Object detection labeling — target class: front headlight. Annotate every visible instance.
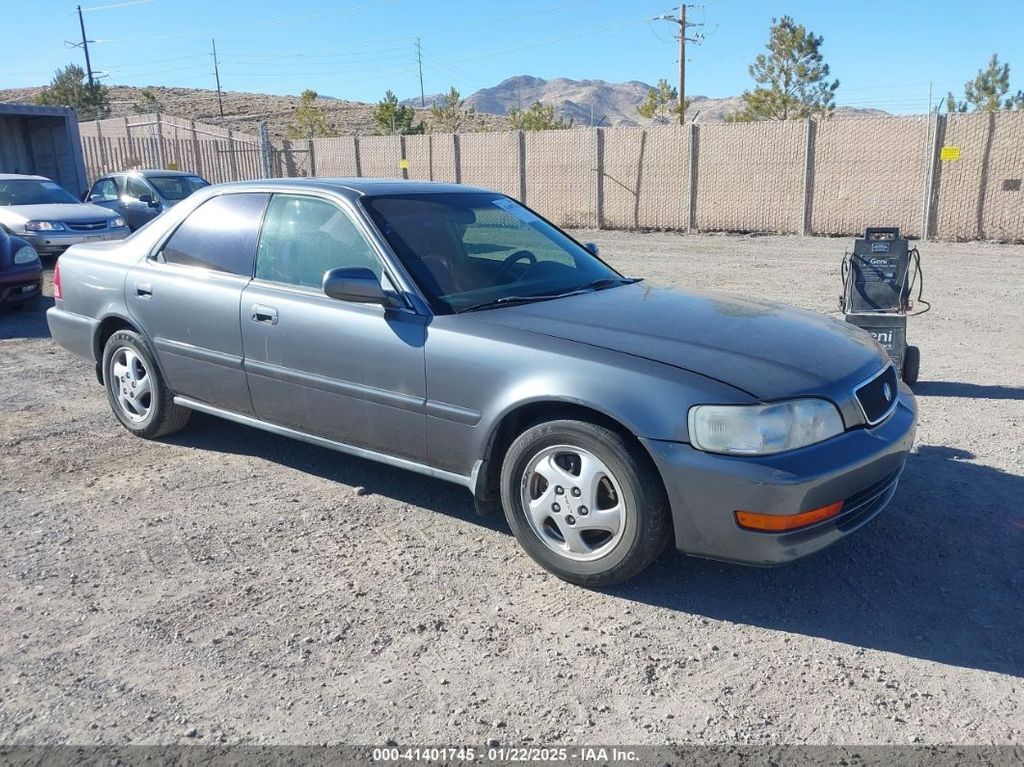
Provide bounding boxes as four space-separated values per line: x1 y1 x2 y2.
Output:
688 399 844 456
110 216 126 228
13 245 39 265
24 220 66 232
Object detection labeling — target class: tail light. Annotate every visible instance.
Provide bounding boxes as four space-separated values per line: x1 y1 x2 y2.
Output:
53 261 62 301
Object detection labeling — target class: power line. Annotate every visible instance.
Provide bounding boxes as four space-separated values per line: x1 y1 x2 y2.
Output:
214 0 596 61
93 0 399 43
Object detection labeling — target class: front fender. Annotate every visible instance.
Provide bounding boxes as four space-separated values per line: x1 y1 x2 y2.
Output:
423 317 754 477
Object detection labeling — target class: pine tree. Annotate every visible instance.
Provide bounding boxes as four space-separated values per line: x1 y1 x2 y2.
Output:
508 101 571 131
286 90 335 139
372 90 422 135
34 64 109 121
727 16 839 122
429 87 474 133
963 54 1012 112
636 79 686 124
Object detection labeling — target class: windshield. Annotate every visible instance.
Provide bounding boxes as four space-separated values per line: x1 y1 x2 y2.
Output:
147 175 209 200
361 192 622 314
0 179 80 206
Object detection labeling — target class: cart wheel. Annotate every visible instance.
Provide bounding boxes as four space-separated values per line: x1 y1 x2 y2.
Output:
902 346 920 387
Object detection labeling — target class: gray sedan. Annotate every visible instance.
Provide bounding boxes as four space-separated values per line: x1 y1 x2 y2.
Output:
86 169 210 231
46 179 916 586
0 174 130 256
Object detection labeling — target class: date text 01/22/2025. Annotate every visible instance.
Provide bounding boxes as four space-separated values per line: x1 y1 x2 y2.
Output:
371 746 640 762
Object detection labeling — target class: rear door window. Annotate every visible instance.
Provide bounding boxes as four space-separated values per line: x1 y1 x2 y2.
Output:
161 193 269 276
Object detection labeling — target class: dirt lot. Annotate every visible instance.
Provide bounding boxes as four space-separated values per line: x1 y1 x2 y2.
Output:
0 232 1022 747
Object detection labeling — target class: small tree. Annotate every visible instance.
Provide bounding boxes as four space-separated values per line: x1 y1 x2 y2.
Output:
133 87 162 114
963 54 1012 112
34 64 109 120
944 91 967 113
636 79 686 123
508 101 572 131
429 87 474 133
372 90 422 135
728 16 839 121
287 89 335 139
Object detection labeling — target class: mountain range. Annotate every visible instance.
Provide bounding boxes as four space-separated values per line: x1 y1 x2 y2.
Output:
405 75 887 127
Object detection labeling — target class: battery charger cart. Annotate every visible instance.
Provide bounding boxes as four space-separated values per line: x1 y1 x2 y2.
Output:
840 227 929 387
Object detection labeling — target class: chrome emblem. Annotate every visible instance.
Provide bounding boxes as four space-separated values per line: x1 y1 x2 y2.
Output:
882 382 893 402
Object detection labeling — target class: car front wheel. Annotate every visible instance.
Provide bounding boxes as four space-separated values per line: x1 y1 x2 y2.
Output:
500 419 670 587
102 330 191 438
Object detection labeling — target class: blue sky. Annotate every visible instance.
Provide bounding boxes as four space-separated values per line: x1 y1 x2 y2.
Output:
5 0 1022 113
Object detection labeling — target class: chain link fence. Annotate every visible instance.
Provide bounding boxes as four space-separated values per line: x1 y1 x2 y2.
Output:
77 112 1024 242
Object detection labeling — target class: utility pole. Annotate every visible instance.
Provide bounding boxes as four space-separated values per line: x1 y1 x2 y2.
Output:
212 38 225 118
415 37 425 107
658 5 703 124
76 5 95 87
677 5 685 124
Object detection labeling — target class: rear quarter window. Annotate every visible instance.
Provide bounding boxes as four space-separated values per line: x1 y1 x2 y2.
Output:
161 193 269 275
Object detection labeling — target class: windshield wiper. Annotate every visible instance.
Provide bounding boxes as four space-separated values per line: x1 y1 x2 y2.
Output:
458 277 640 314
458 294 556 313
575 277 640 291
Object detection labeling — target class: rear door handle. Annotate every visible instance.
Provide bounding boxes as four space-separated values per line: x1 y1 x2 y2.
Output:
135 281 153 299
250 304 278 325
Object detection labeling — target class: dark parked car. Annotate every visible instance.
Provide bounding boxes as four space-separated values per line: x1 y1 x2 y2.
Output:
47 180 916 586
0 225 42 310
0 174 130 256
86 169 210 231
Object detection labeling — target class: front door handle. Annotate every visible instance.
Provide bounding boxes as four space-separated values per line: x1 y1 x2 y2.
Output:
135 281 153 299
250 304 278 325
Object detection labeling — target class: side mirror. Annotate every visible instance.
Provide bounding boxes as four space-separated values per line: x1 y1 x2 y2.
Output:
322 267 395 306
584 242 600 257
138 193 158 207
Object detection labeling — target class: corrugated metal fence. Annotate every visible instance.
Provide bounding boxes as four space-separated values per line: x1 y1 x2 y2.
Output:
79 111 1024 242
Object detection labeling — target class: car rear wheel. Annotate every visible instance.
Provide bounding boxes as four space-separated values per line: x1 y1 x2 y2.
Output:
102 330 190 438
500 419 670 587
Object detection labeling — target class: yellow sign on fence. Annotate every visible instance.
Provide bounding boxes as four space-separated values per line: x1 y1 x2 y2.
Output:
399 159 409 169
940 146 961 162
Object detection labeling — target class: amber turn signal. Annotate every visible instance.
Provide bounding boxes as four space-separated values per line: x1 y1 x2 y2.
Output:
735 501 844 532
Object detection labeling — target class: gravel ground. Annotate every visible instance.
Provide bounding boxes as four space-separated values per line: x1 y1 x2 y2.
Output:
0 231 1022 747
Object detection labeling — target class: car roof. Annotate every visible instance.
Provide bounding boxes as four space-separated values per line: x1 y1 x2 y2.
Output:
209 178 496 199
133 169 204 178
0 173 50 181
101 169 202 178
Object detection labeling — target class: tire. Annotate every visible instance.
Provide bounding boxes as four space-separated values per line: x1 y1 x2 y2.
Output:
102 329 191 438
902 345 920 387
500 419 670 587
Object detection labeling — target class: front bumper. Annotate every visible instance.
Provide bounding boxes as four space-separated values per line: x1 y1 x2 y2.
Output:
643 386 917 565
0 266 43 306
20 228 130 256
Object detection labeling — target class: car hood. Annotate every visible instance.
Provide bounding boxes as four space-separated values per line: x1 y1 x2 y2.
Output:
0 203 117 224
472 282 887 400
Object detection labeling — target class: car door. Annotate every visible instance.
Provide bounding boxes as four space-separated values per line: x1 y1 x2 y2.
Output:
123 175 160 230
240 192 428 461
126 191 269 416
